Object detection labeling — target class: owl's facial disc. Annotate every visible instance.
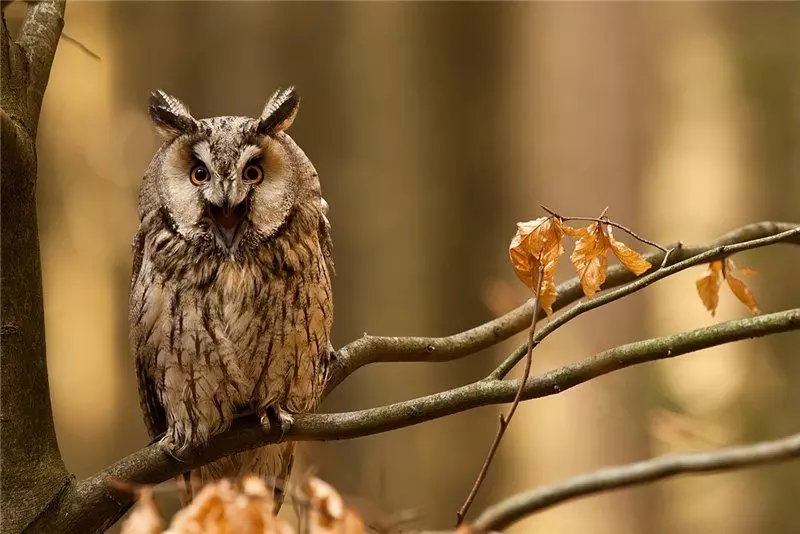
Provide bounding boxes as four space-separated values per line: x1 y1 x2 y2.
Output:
205 199 249 249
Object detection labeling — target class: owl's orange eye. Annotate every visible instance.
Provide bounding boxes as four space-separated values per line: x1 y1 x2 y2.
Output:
242 163 264 185
190 165 209 186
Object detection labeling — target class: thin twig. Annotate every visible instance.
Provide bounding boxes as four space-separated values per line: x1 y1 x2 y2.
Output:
471 431 800 532
456 265 545 526
61 32 100 60
489 225 800 379
660 243 679 269
540 203 670 254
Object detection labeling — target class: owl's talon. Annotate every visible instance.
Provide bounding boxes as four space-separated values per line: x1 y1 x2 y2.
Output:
159 434 188 463
277 410 294 435
258 407 294 438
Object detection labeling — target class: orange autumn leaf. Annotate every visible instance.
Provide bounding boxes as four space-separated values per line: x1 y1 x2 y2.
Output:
569 220 652 297
695 259 760 316
302 477 366 534
121 489 163 534
568 223 609 297
695 261 723 316
726 271 761 315
120 476 368 534
509 217 569 314
609 231 652 275
508 217 574 315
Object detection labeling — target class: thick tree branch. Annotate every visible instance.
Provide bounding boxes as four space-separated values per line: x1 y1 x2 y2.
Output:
51 309 799 532
1 2 68 533
470 432 800 532
328 221 800 391
16 0 64 128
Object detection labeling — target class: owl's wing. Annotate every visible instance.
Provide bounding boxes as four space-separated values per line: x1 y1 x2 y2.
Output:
136 357 167 441
318 198 335 276
131 229 167 440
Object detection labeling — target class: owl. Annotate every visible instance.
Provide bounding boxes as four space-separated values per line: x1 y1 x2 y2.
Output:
129 87 334 506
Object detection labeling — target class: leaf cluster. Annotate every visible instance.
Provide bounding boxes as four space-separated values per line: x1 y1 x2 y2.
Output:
510 211 652 312
121 477 366 534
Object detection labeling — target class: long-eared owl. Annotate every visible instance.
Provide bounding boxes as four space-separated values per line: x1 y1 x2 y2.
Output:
129 87 333 503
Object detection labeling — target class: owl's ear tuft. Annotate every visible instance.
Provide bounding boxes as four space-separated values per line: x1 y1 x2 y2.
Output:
256 87 300 135
149 90 199 139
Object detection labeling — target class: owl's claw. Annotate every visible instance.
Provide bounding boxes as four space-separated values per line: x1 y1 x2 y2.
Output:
159 433 189 463
258 406 294 438
277 410 294 434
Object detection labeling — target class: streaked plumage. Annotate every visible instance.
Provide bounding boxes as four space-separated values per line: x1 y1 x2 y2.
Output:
130 87 333 504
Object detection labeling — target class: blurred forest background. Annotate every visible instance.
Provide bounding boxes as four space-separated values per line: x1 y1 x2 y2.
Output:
6 1 799 532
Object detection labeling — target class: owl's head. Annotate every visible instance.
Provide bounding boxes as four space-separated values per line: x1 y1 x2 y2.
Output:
140 87 322 254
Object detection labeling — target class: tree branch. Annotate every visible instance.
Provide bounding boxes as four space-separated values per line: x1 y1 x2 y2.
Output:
50 309 799 532
470 432 800 532
16 0 64 126
328 221 800 392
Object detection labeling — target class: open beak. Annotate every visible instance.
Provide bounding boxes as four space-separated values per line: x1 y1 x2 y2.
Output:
206 200 248 248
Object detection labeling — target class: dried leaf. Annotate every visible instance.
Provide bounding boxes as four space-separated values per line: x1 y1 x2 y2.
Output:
725 271 761 315
538 277 558 316
124 476 367 534
695 261 723 316
121 489 163 534
569 221 652 297
569 222 610 297
302 477 366 534
696 259 760 316
509 216 567 314
166 480 231 534
608 228 652 276
166 478 291 534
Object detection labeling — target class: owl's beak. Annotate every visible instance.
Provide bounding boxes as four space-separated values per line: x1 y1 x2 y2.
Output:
207 201 248 248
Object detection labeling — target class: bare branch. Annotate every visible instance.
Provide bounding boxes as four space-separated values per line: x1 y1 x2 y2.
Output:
51 309 799 532
470 432 800 532
328 221 800 392
457 266 544 525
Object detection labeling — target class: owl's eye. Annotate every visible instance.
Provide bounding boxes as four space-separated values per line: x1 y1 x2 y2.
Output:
242 163 264 185
190 165 209 186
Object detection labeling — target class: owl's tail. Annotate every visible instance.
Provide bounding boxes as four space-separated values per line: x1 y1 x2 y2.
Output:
176 442 296 514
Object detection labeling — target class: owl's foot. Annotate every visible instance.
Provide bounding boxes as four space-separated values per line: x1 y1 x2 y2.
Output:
258 406 294 438
159 431 190 462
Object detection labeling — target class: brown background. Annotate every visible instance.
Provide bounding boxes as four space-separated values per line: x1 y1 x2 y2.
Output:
10 2 800 532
